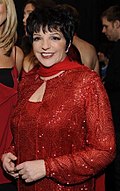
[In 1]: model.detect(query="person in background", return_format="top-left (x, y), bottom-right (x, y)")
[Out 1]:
top-left (98, 50), bottom-right (109, 81)
top-left (0, 0), bottom-right (24, 191)
top-left (97, 42), bottom-right (113, 81)
top-left (21, 0), bottom-right (56, 74)
top-left (2, 5), bottom-right (115, 191)
top-left (101, 5), bottom-right (120, 191)
top-left (73, 36), bottom-right (99, 73)
top-left (19, 0), bottom-right (56, 93)
top-left (62, 4), bottom-right (99, 74)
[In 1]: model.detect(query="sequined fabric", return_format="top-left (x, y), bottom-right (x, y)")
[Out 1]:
top-left (12, 65), bottom-right (115, 191)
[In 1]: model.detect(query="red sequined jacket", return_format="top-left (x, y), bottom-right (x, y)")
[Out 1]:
top-left (12, 64), bottom-right (115, 191)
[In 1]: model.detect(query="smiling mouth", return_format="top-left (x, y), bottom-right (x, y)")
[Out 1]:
top-left (41, 53), bottom-right (54, 58)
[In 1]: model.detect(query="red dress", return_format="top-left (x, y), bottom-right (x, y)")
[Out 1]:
top-left (0, 66), bottom-right (18, 184)
top-left (12, 59), bottom-right (115, 191)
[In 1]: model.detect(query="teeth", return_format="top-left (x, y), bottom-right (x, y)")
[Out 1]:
top-left (41, 53), bottom-right (53, 56)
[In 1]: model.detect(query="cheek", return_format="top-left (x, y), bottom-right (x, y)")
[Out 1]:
top-left (108, 26), bottom-right (113, 33)
top-left (56, 48), bottom-right (66, 61)
top-left (0, 12), bottom-right (7, 25)
top-left (59, 47), bottom-right (66, 55)
top-left (0, 4), bottom-right (6, 13)
top-left (54, 39), bottom-right (66, 50)
top-left (33, 43), bottom-right (39, 51)
top-left (33, 45), bottom-right (41, 58)
top-left (56, 42), bottom-right (66, 52)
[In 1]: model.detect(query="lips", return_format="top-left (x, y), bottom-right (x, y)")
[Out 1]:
top-left (41, 53), bottom-right (54, 59)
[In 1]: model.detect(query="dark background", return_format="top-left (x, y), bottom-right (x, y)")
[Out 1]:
top-left (13, 0), bottom-right (120, 49)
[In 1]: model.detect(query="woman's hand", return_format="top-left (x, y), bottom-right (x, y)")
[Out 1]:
top-left (15, 160), bottom-right (46, 183)
top-left (1, 152), bottom-right (19, 179)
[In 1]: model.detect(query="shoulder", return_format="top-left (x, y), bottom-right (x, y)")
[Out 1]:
top-left (71, 67), bottom-right (104, 97)
top-left (77, 65), bottom-right (99, 81)
top-left (73, 36), bottom-right (96, 54)
top-left (73, 36), bottom-right (99, 72)
top-left (68, 64), bottom-right (100, 86)
top-left (22, 51), bottom-right (39, 73)
top-left (12, 46), bottom-right (24, 75)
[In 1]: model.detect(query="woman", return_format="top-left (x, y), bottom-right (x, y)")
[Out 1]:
top-left (21, 0), bottom-right (56, 74)
top-left (2, 6), bottom-right (115, 191)
top-left (0, 0), bottom-right (24, 190)
top-left (20, 0), bottom-right (56, 90)
top-left (21, 1), bottom-right (99, 75)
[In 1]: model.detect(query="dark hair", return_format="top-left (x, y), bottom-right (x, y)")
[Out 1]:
top-left (23, 0), bottom-right (56, 10)
top-left (101, 5), bottom-right (120, 22)
top-left (21, 0), bottom-right (56, 56)
top-left (27, 5), bottom-right (78, 50)
top-left (56, 4), bottom-right (80, 34)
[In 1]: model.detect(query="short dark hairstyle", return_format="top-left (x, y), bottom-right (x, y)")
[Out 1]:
top-left (21, 0), bottom-right (56, 55)
top-left (26, 5), bottom-right (78, 50)
top-left (56, 4), bottom-right (80, 34)
top-left (101, 5), bottom-right (120, 22)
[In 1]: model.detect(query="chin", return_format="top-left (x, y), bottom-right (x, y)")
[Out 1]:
top-left (41, 63), bottom-right (54, 68)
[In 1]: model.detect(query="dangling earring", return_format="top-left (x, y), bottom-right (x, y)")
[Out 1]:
top-left (65, 40), bottom-right (71, 53)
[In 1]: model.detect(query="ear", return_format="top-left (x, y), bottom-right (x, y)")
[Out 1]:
top-left (114, 20), bottom-right (120, 29)
top-left (65, 40), bottom-right (72, 53)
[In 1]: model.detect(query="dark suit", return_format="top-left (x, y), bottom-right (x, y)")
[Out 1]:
top-left (104, 39), bottom-right (120, 191)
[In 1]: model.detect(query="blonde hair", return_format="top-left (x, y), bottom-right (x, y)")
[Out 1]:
top-left (0, 0), bottom-right (17, 56)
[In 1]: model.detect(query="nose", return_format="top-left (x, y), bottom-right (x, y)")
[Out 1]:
top-left (102, 27), bottom-right (106, 33)
top-left (23, 14), bottom-right (28, 26)
top-left (23, 18), bottom-right (26, 27)
top-left (42, 39), bottom-right (50, 50)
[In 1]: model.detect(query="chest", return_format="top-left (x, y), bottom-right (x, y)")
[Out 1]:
top-left (14, 76), bottom-right (86, 141)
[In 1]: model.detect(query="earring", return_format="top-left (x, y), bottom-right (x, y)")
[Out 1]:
top-left (65, 40), bottom-right (71, 53)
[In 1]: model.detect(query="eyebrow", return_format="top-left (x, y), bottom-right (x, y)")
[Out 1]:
top-left (33, 31), bottom-right (62, 35)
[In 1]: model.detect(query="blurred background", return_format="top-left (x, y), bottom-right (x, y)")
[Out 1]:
top-left (13, 0), bottom-right (120, 50)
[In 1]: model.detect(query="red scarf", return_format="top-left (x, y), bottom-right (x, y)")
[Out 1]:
top-left (37, 56), bottom-right (81, 77)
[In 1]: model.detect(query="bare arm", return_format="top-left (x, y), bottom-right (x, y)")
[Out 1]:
top-left (73, 36), bottom-right (99, 74)
top-left (12, 46), bottom-right (24, 76)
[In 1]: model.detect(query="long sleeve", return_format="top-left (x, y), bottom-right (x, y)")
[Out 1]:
top-left (11, 66), bottom-right (116, 190)
top-left (45, 73), bottom-right (116, 185)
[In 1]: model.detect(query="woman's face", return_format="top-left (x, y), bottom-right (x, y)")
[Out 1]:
top-left (23, 3), bottom-right (35, 31)
top-left (0, 2), bottom-right (7, 27)
top-left (33, 27), bottom-right (67, 67)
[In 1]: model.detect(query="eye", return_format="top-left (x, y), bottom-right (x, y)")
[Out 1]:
top-left (33, 36), bottom-right (41, 41)
top-left (51, 36), bottom-right (61, 40)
